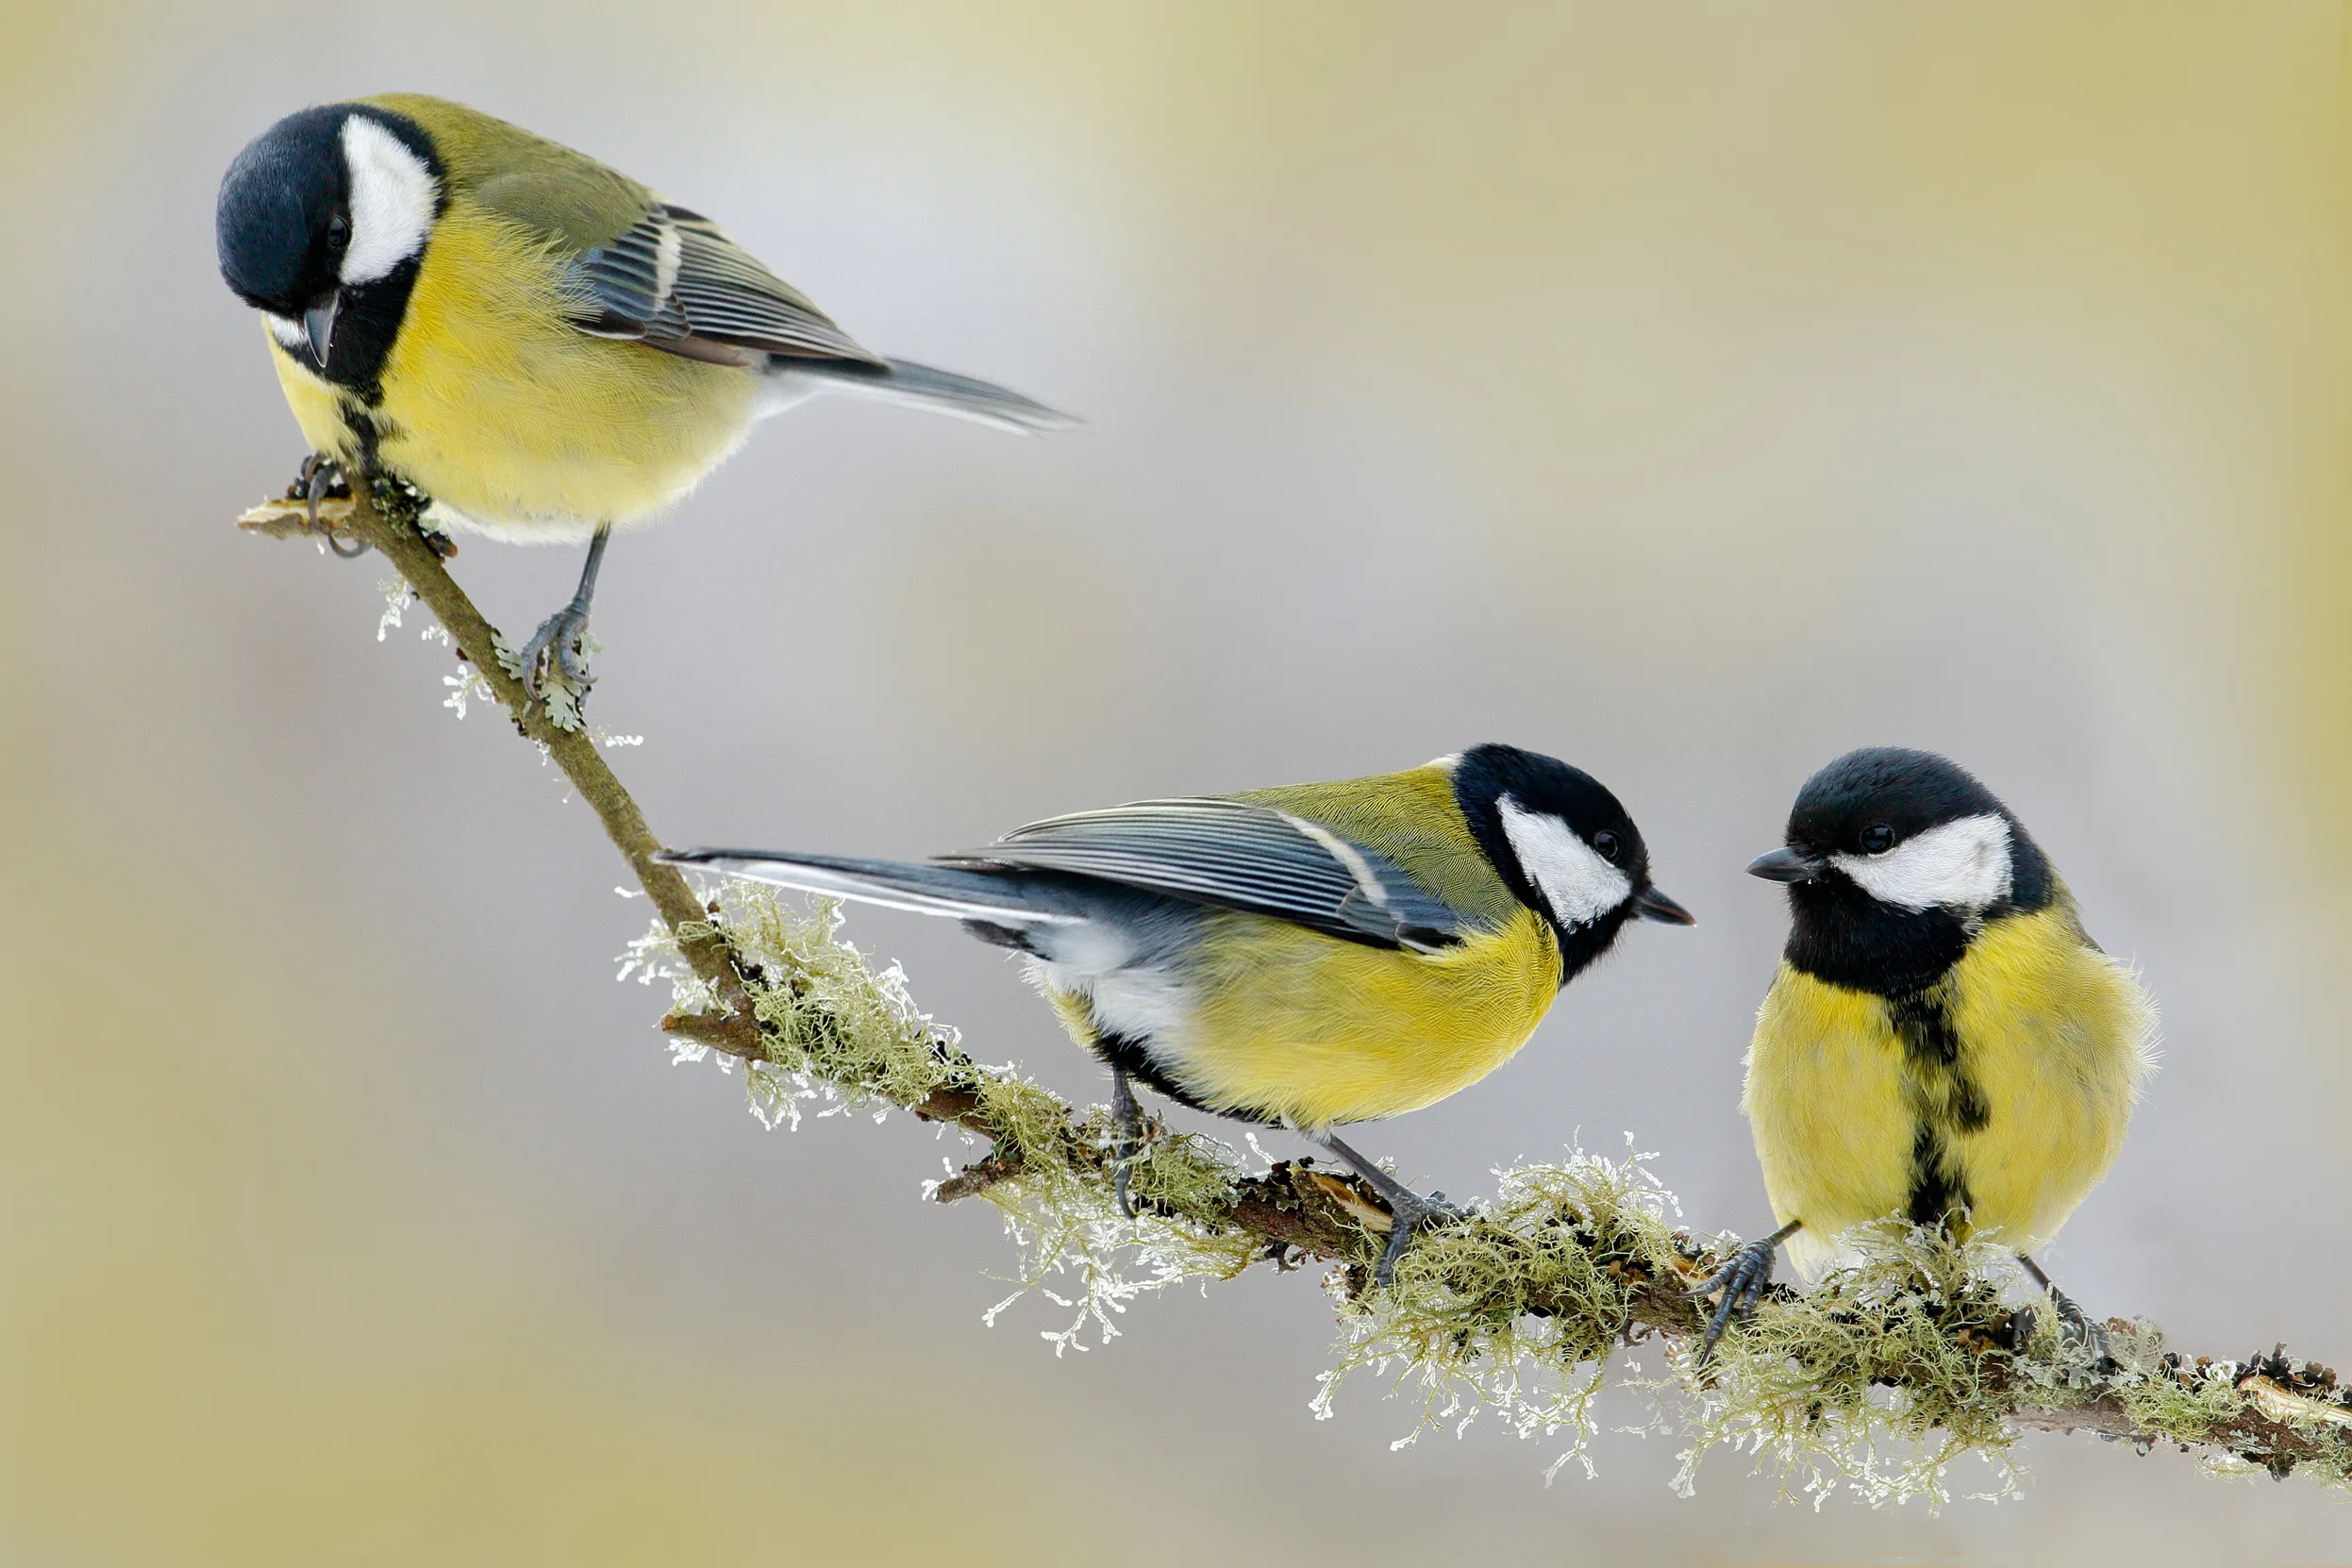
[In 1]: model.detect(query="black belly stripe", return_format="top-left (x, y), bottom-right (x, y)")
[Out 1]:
top-left (340, 402), bottom-right (383, 466)
top-left (1888, 987), bottom-right (1987, 1228)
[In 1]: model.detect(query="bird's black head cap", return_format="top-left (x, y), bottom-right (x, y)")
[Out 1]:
top-left (217, 103), bottom-right (442, 392)
top-left (1786, 748), bottom-right (2013, 858)
top-left (1767, 746), bottom-right (2055, 994)
top-left (1451, 742), bottom-right (1688, 980)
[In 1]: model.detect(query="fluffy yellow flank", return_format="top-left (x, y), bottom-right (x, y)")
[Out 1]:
top-left (1743, 973), bottom-right (1914, 1280)
top-left (1745, 904), bottom-right (2156, 1280)
top-left (268, 201), bottom-right (759, 542)
top-left (1162, 904), bottom-right (1561, 1129)
top-left (1940, 907), bottom-right (2157, 1249)
top-left (266, 329), bottom-right (358, 465)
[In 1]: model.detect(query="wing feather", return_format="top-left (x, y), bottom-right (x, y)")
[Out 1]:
top-left (563, 203), bottom-right (884, 365)
top-left (942, 798), bottom-right (1473, 952)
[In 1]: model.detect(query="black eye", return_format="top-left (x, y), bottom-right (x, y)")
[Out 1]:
top-left (325, 212), bottom-right (351, 253)
top-left (1591, 829), bottom-right (1621, 863)
top-left (1860, 825), bottom-right (1895, 855)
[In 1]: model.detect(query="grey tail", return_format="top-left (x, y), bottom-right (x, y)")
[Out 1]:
top-left (790, 357), bottom-right (1078, 433)
top-left (653, 848), bottom-right (1081, 927)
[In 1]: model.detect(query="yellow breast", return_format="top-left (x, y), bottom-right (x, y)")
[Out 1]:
top-left (1743, 969), bottom-right (1915, 1279)
top-left (1938, 909), bottom-right (2156, 1252)
top-left (1128, 906), bottom-right (1563, 1129)
top-left (266, 200), bottom-right (759, 542)
top-left (266, 337), bottom-right (360, 468)
top-left (1743, 906), bottom-right (2155, 1279)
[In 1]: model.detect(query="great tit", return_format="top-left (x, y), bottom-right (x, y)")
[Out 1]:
top-left (215, 94), bottom-right (1072, 694)
top-left (659, 742), bottom-right (1693, 1281)
top-left (1693, 748), bottom-right (2157, 1358)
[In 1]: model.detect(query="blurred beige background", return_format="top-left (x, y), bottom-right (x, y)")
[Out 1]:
top-left (3, 2), bottom-right (2348, 1562)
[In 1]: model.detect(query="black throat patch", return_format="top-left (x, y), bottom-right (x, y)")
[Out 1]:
top-left (1887, 986), bottom-right (1989, 1230)
top-left (1784, 875), bottom-right (1974, 996)
top-left (320, 257), bottom-right (423, 403)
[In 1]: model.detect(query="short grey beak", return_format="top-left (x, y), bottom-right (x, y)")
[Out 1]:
top-left (1746, 846), bottom-right (1823, 884)
top-left (1632, 885), bottom-right (1695, 926)
top-left (304, 293), bottom-right (339, 369)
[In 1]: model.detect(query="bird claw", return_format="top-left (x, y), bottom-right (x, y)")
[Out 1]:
top-left (289, 454), bottom-right (367, 557)
top-left (2016, 1254), bottom-right (2118, 1374)
top-left (1303, 1128), bottom-right (1465, 1289)
top-left (519, 600), bottom-right (595, 702)
top-left (1688, 1236), bottom-right (1779, 1365)
top-left (2044, 1284), bottom-right (2117, 1371)
top-left (1371, 1187), bottom-right (1463, 1289)
top-left (1109, 1130), bottom-right (1142, 1220)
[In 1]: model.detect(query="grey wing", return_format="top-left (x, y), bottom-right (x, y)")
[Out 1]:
top-left (563, 204), bottom-right (885, 367)
top-left (942, 798), bottom-right (1471, 953)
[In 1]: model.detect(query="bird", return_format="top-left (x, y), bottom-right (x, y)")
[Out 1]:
top-left (1692, 747), bottom-right (2157, 1360)
top-left (215, 94), bottom-right (1072, 696)
top-left (657, 742), bottom-right (1693, 1282)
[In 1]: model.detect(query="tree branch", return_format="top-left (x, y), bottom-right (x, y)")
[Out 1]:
top-left (240, 479), bottom-right (2352, 1500)
top-left (242, 481), bottom-right (753, 1026)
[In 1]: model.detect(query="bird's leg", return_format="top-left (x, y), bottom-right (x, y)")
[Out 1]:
top-left (1305, 1129), bottom-right (1461, 1288)
top-left (1688, 1218), bottom-right (1802, 1366)
top-left (520, 525), bottom-right (611, 699)
top-left (2017, 1253), bottom-right (2115, 1368)
top-left (1108, 1066), bottom-right (1143, 1220)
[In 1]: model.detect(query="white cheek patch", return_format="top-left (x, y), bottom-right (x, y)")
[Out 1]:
top-left (1832, 812), bottom-right (2014, 912)
top-left (264, 313), bottom-right (309, 355)
top-left (1498, 796), bottom-right (1632, 928)
top-left (338, 116), bottom-right (438, 285)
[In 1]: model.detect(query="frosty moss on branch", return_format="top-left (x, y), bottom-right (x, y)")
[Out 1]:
top-left (241, 482), bottom-right (2352, 1506)
top-left (640, 880), bottom-right (2352, 1503)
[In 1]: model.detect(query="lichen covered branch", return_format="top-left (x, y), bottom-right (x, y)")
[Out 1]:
top-left (242, 483), bottom-right (2352, 1506)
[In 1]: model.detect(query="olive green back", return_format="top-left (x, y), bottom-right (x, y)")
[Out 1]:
top-left (1237, 764), bottom-right (1521, 929)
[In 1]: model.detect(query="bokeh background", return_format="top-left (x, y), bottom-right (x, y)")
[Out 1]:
top-left (4, 3), bottom-right (2347, 1561)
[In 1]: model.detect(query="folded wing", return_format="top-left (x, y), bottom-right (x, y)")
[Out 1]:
top-left (947, 798), bottom-right (1473, 953)
top-left (564, 203), bottom-right (884, 366)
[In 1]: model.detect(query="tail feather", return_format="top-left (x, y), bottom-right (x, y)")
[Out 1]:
top-left (653, 848), bottom-right (1081, 926)
top-left (781, 357), bottom-right (1078, 434)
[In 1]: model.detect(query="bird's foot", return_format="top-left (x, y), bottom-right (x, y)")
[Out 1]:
top-left (286, 455), bottom-right (367, 557)
top-left (1303, 1128), bottom-right (1466, 1288)
top-left (1688, 1236), bottom-right (1780, 1366)
top-left (1371, 1184), bottom-right (1464, 1289)
top-left (2016, 1253), bottom-right (2117, 1374)
top-left (519, 598), bottom-right (596, 708)
top-left (2043, 1284), bottom-right (2117, 1372)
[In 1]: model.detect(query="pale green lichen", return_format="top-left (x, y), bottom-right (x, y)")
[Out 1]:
top-left (1670, 1223), bottom-right (2030, 1509)
top-left (487, 628), bottom-right (598, 733)
top-left (377, 577), bottom-right (417, 642)
top-left (973, 1130), bottom-right (1262, 1356)
top-left (621, 882), bottom-right (2352, 1501)
top-left (2114, 1358), bottom-right (2246, 1443)
top-left (315, 488), bottom-right (2351, 1501)
top-left (646, 883), bottom-right (1262, 1351)
top-left (1312, 1139), bottom-right (1687, 1479)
